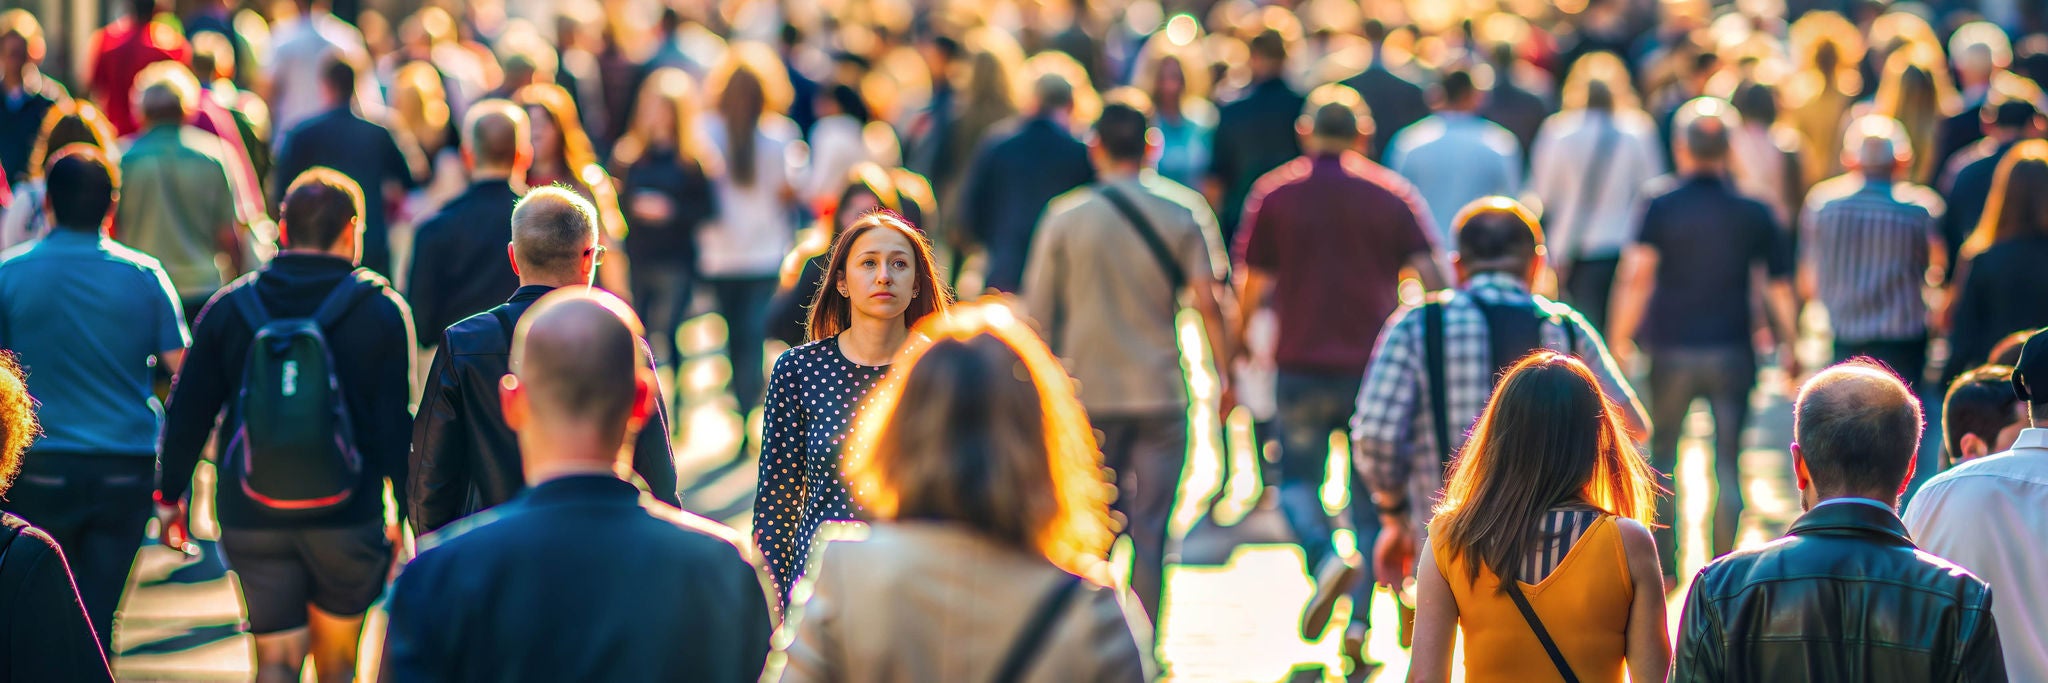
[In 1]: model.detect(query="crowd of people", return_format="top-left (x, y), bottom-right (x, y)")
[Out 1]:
top-left (1, 0), bottom-right (2047, 681)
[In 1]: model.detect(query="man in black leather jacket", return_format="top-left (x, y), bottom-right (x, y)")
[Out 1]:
top-left (409, 186), bottom-right (680, 535)
top-left (1672, 361), bottom-right (2006, 682)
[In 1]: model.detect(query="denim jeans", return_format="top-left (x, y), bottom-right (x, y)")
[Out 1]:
top-left (1273, 371), bottom-right (1375, 629)
top-left (1094, 411), bottom-right (1189, 628)
top-left (706, 276), bottom-right (777, 411)
top-left (1647, 347), bottom-right (1756, 577)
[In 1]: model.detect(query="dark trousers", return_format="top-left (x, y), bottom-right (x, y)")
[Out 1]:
top-left (706, 276), bottom-right (777, 411)
top-left (1647, 347), bottom-right (1756, 577)
top-left (1562, 256), bottom-right (1622, 334)
top-left (1273, 371), bottom-right (1375, 629)
top-left (1094, 411), bottom-right (1189, 628)
top-left (1834, 334), bottom-right (1930, 394)
top-left (0, 453), bottom-right (156, 655)
top-left (629, 257), bottom-right (696, 372)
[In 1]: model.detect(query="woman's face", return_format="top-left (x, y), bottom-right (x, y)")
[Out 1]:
top-left (638, 96), bottom-right (678, 146)
top-left (837, 191), bottom-right (883, 232)
top-left (527, 105), bottom-right (564, 164)
top-left (1156, 60), bottom-right (1185, 103)
top-left (839, 227), bottom-right (918, 324)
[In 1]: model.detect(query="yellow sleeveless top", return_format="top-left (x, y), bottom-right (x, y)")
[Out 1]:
top-left (1431, 514), bottom-right (1631, 683)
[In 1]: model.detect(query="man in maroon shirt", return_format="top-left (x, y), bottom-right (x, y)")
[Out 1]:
top-left (1232, 82), bottom-right (1449, 664)
top-left (88, 0), bottom-right (190, 136)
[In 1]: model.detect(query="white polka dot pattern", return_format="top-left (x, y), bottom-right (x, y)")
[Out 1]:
top-left (751, 337), bottom-right (889, 607)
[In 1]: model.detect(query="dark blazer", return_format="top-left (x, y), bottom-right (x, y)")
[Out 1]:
top-left (1210, 77), bottom-right (1308, 239)
top-left (1934, 106), bottom-right (1985, 182)
top-left (383, 475), bottom-right (774, 683)
top-left (1944, 235), bottom-right (2048, 384)
top-left (409, 285), bottom-right (680, 534)
top-left (271, 107), bottom-right (422, 277)
top-left (405, 179), bottom-right (522, 343)
top-left (1341, 64), bottom-right (1429, 162)
top-left (1672, 501), bottom-right (2006, 682)
top-left (956, 115), bottom-right (1094, 293)
top-left (0, 514), bottom-right (112, 683)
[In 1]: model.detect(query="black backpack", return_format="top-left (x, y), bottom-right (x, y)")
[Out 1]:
top-left (226, 271), bottom-right (378, 518)
top-left (1421, 296), bottom-right (1579, 467)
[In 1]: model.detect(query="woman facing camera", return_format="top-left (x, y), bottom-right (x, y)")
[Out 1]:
top-left (1409, 352), bottom-right (1669, 683)
top-left (753, 212), bottom-right (952, 605)
top-left (763, 302), bottom-right (1147, 683)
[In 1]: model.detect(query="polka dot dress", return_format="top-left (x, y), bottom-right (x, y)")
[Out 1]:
top-left (752, 336), bottom-right (889, 605)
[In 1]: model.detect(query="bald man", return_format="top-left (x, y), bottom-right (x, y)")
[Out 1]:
top-left (406, 101), bottom-right (533, 343)
top-left (385, 290), bottom-right (772, 683)
top-left (1671, 362), bottom-right (2006, 681)
top-left (409, 186), bottom-right (678, 535)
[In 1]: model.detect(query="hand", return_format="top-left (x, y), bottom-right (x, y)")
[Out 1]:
top-left (1781, 347), bottom-right (1806, 394)
top-left (1610, 339), bottom-right (1637, 371)
top-left (1374, 520), bottom-right (1417, 589)
top-left (155, 501), bottom-right (193, 554)
top-left (1215, 378), bottom-right (1239, 423)
top-left (628, 192), bottom-right (675, 224)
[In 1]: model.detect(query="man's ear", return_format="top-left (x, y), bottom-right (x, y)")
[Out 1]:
top-left (499, 374), bottom-right (527, 432)
top-left (1958, 433), bottom-right (1990, 463)
top-left (1791, 443), bottom-right (1811, 492)
top-left (507, 243), bottom-right (521, 276)
top-left (625, 367), bottom-right (656, 433)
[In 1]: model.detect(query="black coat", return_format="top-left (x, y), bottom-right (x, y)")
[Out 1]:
top-left (957, 116), bottom-right (1094, 293)
top-left (383, 475), bottom-right (772, 683)
top-left (1341, 65), bottom-right (1430, 162)
top-left (405, 179), bottom-right (522, 343)
top-left (1673, 501), bottom-right (2006, 682)
top-left (0, 514), bottom-right (111, 683)
top-left (271, 107), bottom-right (422, 277)
top-left (408, 285), bottom-right (680, 534)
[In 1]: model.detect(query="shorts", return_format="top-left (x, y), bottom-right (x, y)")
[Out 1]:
top-left (219, 523), bottom-right (392, 634)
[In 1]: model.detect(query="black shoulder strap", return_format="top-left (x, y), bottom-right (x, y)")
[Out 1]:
top-left (1504, 581), bottom-right (1581, 683)
top-left (310, 269), bottom-right (379, 329)
top-left (1557, 120), bottom-right (1621, 267)
top-left (991, 573), bottom-right (1085, 683)
top-left (1422, 301), bottom-right (1453, 469)
top-left (491, 307), bottom-right (516, 348)
top-left (1097, 185), bottom-right (1188, 296)
top-left (230, 279), bottom-right (271, 331)
top-left (1473, 297), bottom-right (1545, 389)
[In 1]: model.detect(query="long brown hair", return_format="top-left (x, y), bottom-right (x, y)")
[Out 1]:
top-left (514, 83), bottom-right (602, 184)
top-left (1964, 139), bottom-right (2048, 260)
top-left (706, 43), bottom-right (792, 188)
top-left (805, 211), bottom-right (951, 342)
top-left (1431, 352), bottom-right (1658, 590)
top-left (842, 301), bottom-right (1115, 577)
top-left (611, 66), bottom-right (710, 170)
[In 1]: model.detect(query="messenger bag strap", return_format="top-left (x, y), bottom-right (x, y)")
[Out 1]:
top-left (991, 573), bottom-right (1085, 683)
top-left (1097, 184), bottom-right (1189, 298)
top-left (1504, 580), bottom-right (1581, 683)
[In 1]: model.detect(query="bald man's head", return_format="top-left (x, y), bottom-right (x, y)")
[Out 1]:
top-left (1794, 361), bottom-right (1924, 500)
top-left (509, 290), bottom-right (648, 436)
top-left (464, 100), bottom-right (531, 173)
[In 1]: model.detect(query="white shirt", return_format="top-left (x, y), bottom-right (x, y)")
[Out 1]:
top-left (698, 114), bottom-right (800, 278)
top-left (1527, 109), bottom-right (1667, 261)
top-left (1904, 427), bottom-right (2048, 682)
top-left (804, 114), bottom-right (870, 208)
top-left (263, 13), bottom-right (380, 145)
top-left (1386, 113), bottom-right (1523, 242)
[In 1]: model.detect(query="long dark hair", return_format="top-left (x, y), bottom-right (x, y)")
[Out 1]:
top-left (1964, 139), bottom-right (2048, 260)
top-left (1431, 352), bottom-right (1657, 590)
top-left (707, 44), bottom-right (790, 188)
top-left (804, 212), bottom-right (952, 342)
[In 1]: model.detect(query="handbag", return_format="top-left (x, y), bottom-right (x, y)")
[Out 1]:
top-left (989, 573), bottom-right (1084, 683)
top-left (1503, 580), bottom-right (1582, 683)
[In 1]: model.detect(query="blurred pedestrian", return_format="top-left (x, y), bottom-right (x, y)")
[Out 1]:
top-left (1529, 52), bottom-right (1665, 334)
top-left (1610, 98), bottom-right (1800, 583)
top-left (769, 164), bottom-right (934, 347)
top-left (1799, 116), bottom-right (1945, 391)
top-left (763, 302), bottom-right (1148, 683)
top-left (1725, 78), bottom-right (1811, 232)
top-left (957, 70), bottom-right (1094, 294)
top-left (1387, 68), bottom-right (1522, 245)
top-left (1784, 13), bottom-right (1864, 185)
top-left (1871, 47), bottom-right (1962, 186)
top-left (804, 84), bottom-right (875, 213)
top-left (1023, 97), bottom-right (1231, 626)
top-left (118, 69), bottom-right (244, 319)
top-left (1134, 45), bottom-right (1215, 191)
top-left (1673, 362), bottom-right (2005, 681)
top-left (1208, 21), bottom-right (1304, 242)
top-left (87, 0), bottom-right (189, 136)
top-left (0, 147), bottom-right (187, 659)
top-left (388, 289), bottom-right (771, 683)
top-left (405, 100), bottom-right (527, 349)
top-left (158, 170), bottom-right (413, 683)
top-left (0, 350), bottom-right (113, 682)
top-left (1945, 140), bottom-right (2048, 382)
top-left (1938, 77), bottom-right (2043, 279)
top-left (0, 10), bottom-right (68, 187)
top-left (1408, 352), bottom-right (1667, 683)
top-left (271, 57), bottom-right (423, 279)
top-left (1935, 365), bottom-right (2026, 468)
top-left (702, 44), bottom-right (802, 416)
top-left (262, 0), bottom-right (378, 146)
top-left (1, 100), bottom-right (118, 249)
top-left (386, 60), bottom-right (465, 221)
top-left (1935, 23), bottom-right (2012, 177)
top-left (756, 212), bottom-right (952, 604)
top-left (611, 67), bottom-right (718, 375)
top-left (1340, 19), bottom-right (1429, 162)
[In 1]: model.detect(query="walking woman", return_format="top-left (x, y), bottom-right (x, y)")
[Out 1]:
top-left (1409, 352), bottom-right (1669, 683)
top-left (610, 67), bottom-right (719, 377)
top-left (1944, 140), bottom-right (2048, 384)
top-left (767, 163), bottom-right (936, 347)
top-left (1, 100), bottom-right (120, 249)
top-left (762, 302), bottom-right (1146, 683)
top-left (753, 212), bottom-right (952, 604)
top-left (514, 82), bottom-right (632, 298)
top-left (0, 352), bottom-right (113, 681)
top-left (703, 44), bottom-right (802, 416)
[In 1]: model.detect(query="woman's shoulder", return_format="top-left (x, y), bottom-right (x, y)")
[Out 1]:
top-left (773, 338), bottom-right (839, 371)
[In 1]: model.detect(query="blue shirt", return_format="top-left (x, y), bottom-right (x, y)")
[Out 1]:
top-left (0, 228), bottom-right (189, 455)
top-left (1386, 112), bottom-right (1524, 240)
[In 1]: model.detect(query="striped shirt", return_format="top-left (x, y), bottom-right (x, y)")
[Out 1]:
top-left (1800, 176), bottom-right (1945, 342)
top-left (1522, 507), bottom-right (1604, 583)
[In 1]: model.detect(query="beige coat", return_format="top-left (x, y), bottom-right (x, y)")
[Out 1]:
top-left (762, 522), bottom-right (1150, 683)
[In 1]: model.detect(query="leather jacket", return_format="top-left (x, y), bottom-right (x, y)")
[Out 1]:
top-left (408, 286), bottom-right (681, 534)
top-left (1672, 500), bottom-right (2006, 682)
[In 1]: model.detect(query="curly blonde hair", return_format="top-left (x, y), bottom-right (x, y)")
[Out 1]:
top-left (0, 352), bottom-right (40, 494)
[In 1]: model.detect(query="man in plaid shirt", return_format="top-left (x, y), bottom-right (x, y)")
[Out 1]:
top-left (1351, 198), bottom-right (1649, 590)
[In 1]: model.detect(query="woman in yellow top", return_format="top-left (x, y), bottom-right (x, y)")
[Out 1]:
top-left (1409, 352), bottom-right (1670, 683)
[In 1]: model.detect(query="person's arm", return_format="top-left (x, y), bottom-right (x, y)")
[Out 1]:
top-left (1406, 538), bottom-right (1458, 683)
top-left (629, 337), bottom-right (681, 508)
top-left (1607, 244), bottom-right (1659, 368)
top-left (1203, 115), bottom-right (1233, 212)
top-left (1796, 193), bottom-right (1822, 302)
top-left (1019, 206), bottom-right (1068, 350)
top-left (1571, 310), bottom-right (1650, 441)
top-left (752, 355), bottom-right (809, 591)
top-left (1616, 518), bottom-right (1672, 683)
top-left (1187, 200), bottom-right (1237, 376)
top-left (760, 540), bottom-right (840, 683)
top-left (404, 223), bottom-right (443, 344)
top-left (1668, 569), bottom-right (1725, 683)
top-left (1234, 269), bottom-right (1268, 352)
top-left (158, 295), bottom-right (235, 509)
top-left (7, 533), bottom-right (115, 682)
top-left (1958, 590), bottom-right (2008, 682)
top-left (377, 555), bottom-right (452, 683)
top-left (406, 335), bottom-right (468, 535)
top-left (372, 289), bottom-right (418, 528)
top-left (1349, 310), bottom-right (1423, 584)
top-left (151, 265), bottom-right (192, 374)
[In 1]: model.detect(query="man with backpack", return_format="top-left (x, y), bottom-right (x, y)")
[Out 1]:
top-left (157, 168), bottom-right (415, 683)
top-left (1352, 198), bottom-right (1648, 602)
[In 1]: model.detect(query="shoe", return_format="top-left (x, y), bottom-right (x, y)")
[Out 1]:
top-left (1299, 551), bottom-right (1364, 639)
top-left (1344, 623), bottom-right (1382, 682)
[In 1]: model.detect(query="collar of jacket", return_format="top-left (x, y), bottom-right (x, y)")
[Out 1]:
top-left (519, 474), bottom-right (641, 507)
top-left (1786, 499), bottom-right (1913, 546)
top-left (508, 284), bottom-right (556, 305)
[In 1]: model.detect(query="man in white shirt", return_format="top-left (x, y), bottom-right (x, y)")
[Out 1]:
top-left (1385, 68), bottom-right (1523, 243)
top-left (1906, 327), bottom-right (2048, 681)
top-left (261, 0), bottom-right (380, 148)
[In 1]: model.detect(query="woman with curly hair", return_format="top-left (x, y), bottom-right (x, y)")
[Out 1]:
top-left (0, 351), bottom-right (114, 681)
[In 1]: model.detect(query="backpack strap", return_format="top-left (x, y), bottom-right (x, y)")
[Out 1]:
top-left (311, 269), bottom-right (380, 329)
top-left (228, 273), bottom-right (271, 330)
top-left (1422, 301), bottom-right (1453, 469)
top-left (990, 573), bottom-right (1085, 683)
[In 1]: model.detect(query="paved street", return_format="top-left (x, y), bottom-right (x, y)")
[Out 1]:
top-left (109, 308), bottom-right (1929, 682)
